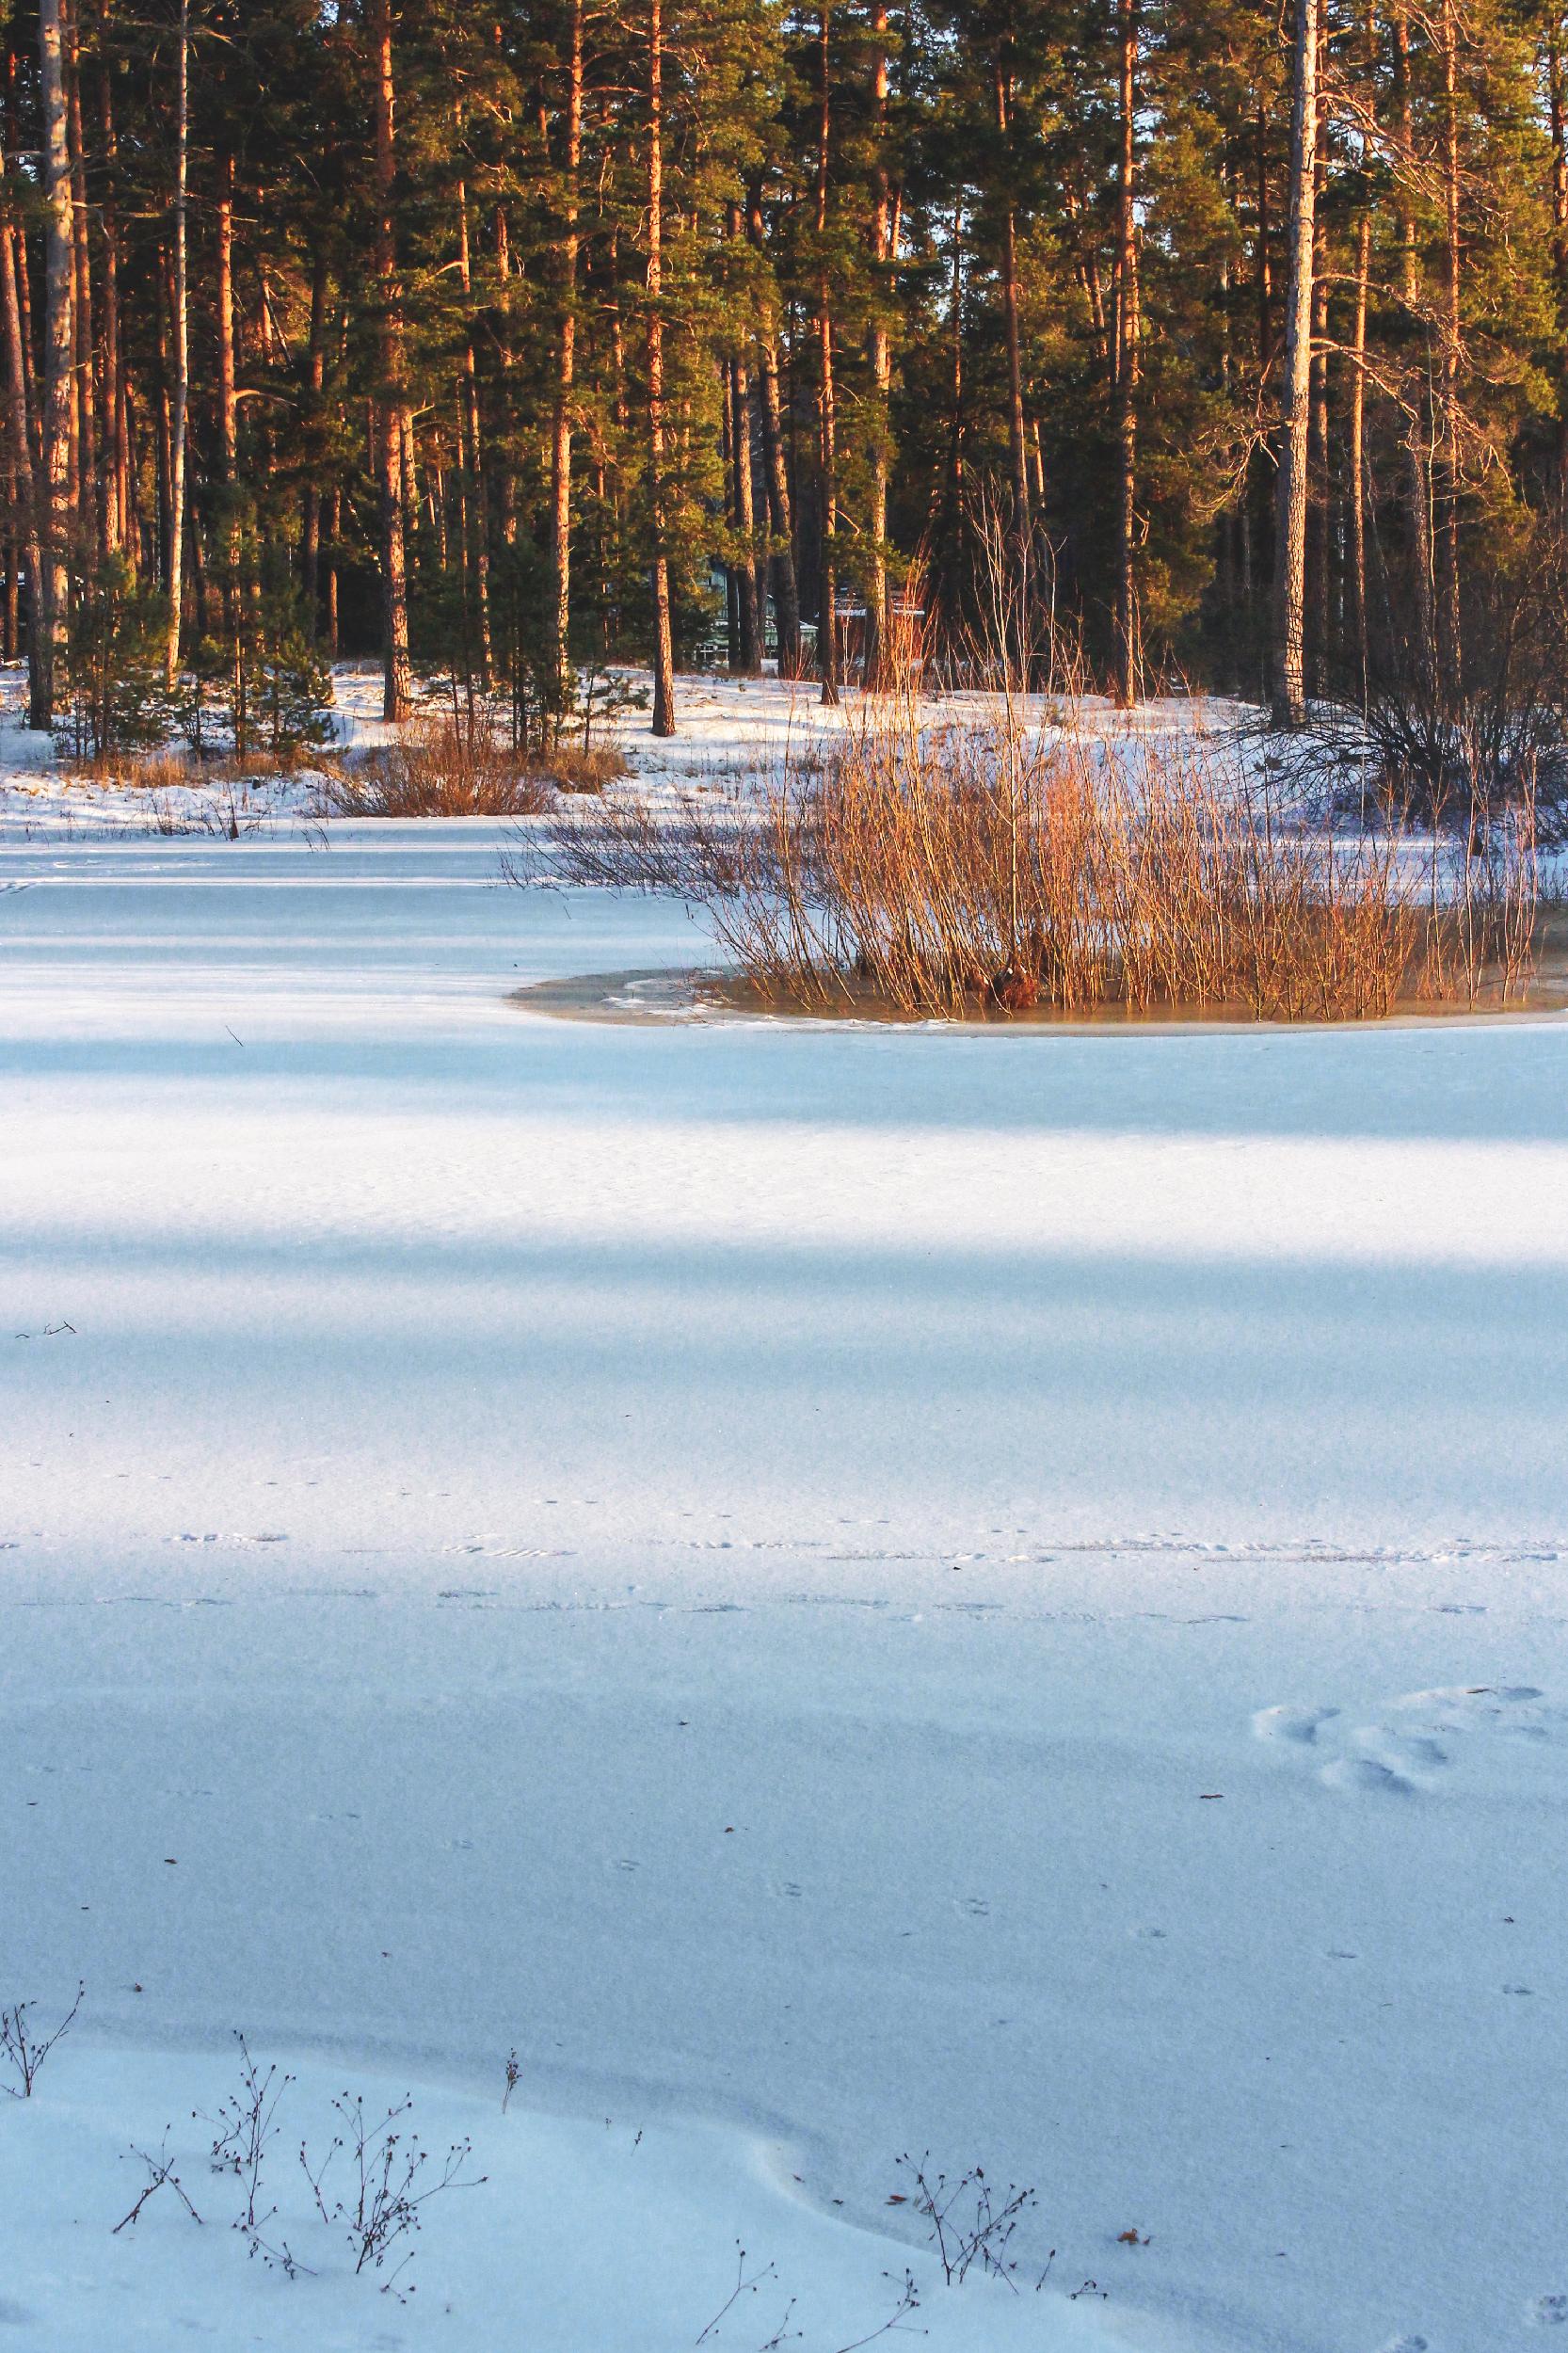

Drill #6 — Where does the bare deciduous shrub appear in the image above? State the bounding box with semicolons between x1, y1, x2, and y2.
757;2303;801;2350
1291;512;1568;840
696;2244;781;2344
113;2137;203;2233
529;699;1544;1022
201;2031;308;2273
832;2270;922;2350
140;783;264;840
696;2245;920;2353
301;2091;486;2299
894;2153;1036;2290
0;1981;83;2098
317;719;555;818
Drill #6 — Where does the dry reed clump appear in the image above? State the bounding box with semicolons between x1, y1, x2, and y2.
537;697;1542;1021
538;743;628;795
315;720;556;817
61;745;332;791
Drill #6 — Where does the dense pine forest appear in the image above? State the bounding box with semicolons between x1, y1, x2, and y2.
2;0;1567;752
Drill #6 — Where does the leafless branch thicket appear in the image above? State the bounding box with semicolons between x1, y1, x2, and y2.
315;715;621;816
832;2269;923;2349
113;2137;204;2233
894;2154;1036;2291
0;1981;82;2098
696;2244;781;2344
695;2244;921;2353
200;2031;309;2275
301;2091;486;2299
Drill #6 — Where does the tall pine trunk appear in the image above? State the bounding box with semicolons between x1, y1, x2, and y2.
549;0;584;723
65;3;94;560
216;150;240;683
1544;26;1553;496
647;0;676;736
1270;0;1320;728
863;0;893;686
1438;0;1463;689
98;45;129;566
37;0;74;726
455;172;492;691
995;62;1032;646
746;191;801;675
165;0;188;688
372;0;410;723
816;2;840;705
1392;4;1435;691
300;241;329;631
1349;209;1370;707
729;350;760;673
941;204;965;633
0;143;42;716
1113;0;1140;707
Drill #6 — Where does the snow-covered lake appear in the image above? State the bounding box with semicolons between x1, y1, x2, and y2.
3;717;1567;2350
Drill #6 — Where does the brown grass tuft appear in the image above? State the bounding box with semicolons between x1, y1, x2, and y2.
61;745;331;791
314;720;555;818
536;744;628;795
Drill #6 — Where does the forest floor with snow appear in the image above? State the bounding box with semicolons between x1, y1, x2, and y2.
2;662;1566;2353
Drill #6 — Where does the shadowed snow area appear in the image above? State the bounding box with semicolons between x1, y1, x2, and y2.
3;783;1567;2352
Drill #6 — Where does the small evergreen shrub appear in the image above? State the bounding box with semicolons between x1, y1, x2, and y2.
54;562;177;761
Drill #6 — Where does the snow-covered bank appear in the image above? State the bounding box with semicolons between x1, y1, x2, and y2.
3;2042;1146;2353
0;658;1236;837
4;798;1567;2353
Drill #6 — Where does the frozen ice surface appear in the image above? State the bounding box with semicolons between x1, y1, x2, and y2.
2;672;1566;2351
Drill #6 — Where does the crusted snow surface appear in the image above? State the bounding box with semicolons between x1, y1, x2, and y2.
2;682;1566;2353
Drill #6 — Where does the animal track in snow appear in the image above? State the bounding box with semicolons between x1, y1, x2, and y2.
1528;2293;1568;2325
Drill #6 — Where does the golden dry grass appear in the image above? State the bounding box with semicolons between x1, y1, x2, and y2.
60;745;332;791
314;720;555;818
542;695;1541;1022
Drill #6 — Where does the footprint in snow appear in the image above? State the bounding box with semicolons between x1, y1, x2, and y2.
1259;1681;1559;1797
1528;2294;1568;2326
1393;1685;1557;1745
1330;1728;1448;1791
1252;1705;1339;1746
957;1897;990;1919
1320;1755;1418;1796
